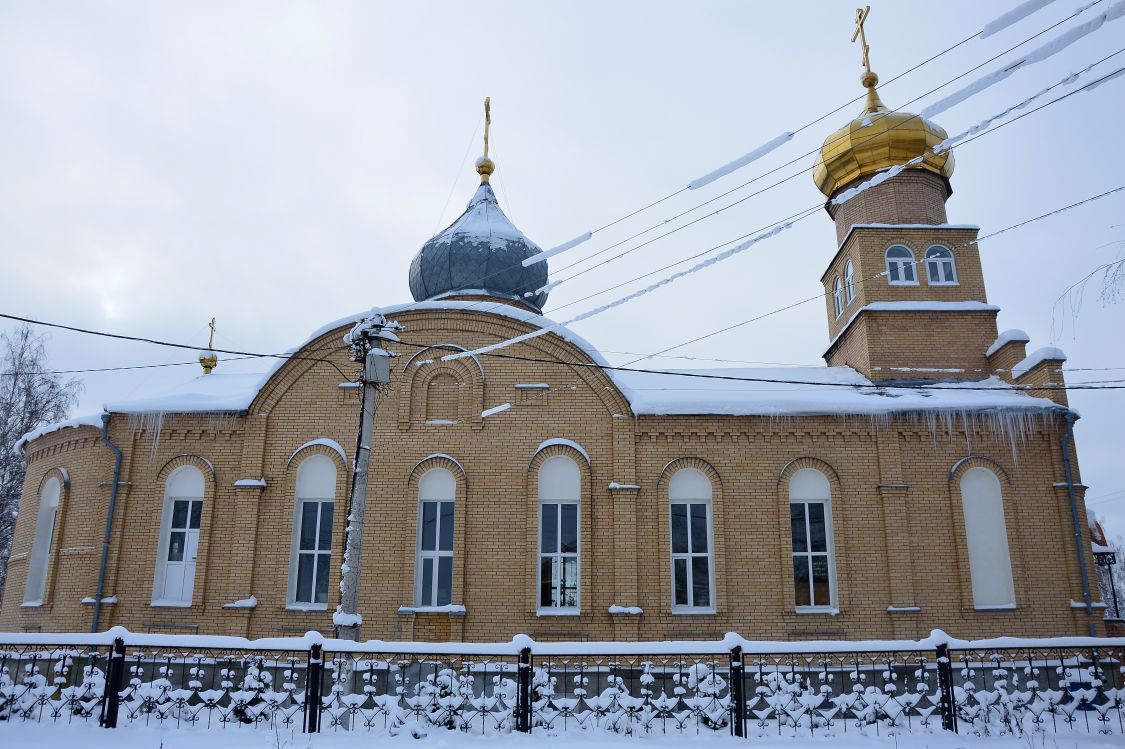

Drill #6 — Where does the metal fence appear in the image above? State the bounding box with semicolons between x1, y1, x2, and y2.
1;631;1123;738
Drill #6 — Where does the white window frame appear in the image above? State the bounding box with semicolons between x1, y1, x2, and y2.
832;276;844;318
844;259;856;302
537;456;581;615
287;454;337;609
152;465;204;607
885;245;918;285
415;468;456;608
788;468;837;612
23;476;61;606
669;468;716;614
925;245;958;285
960;467;1016;609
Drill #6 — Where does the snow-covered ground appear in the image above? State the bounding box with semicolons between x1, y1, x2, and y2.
4;724;1125;749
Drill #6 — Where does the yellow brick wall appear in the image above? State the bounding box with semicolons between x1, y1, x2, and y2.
0;307;1101;641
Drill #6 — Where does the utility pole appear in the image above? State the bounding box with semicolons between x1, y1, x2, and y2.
334;313;400;641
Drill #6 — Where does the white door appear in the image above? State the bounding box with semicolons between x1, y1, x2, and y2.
161;498;201;602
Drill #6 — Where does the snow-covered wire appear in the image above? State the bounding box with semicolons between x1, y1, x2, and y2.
922;0;1124;119
442;212;816;362
443;59;1125;365
686;131;795;190
521;232;593;267
981;0;1063;39
414;4;1109;335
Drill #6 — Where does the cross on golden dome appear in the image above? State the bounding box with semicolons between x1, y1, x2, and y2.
852;6;873;79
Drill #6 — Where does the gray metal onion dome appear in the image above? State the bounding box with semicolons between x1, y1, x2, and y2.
409;100;549;311
408;178;549;311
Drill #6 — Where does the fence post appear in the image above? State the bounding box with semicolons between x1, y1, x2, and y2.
516;646;532;733
304;643;323;733
935;643;958;733
99;637;126;728
729;645;746;738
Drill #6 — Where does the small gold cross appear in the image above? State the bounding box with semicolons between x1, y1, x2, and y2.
207;317;216;350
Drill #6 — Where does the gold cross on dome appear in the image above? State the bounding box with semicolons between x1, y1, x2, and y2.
483;97;491;158
852;6;873;76
207;317;216;349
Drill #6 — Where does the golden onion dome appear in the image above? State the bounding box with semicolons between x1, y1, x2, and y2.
812;71;954;198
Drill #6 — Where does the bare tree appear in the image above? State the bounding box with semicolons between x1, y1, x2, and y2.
1051;244;1124;340
0;324;82;600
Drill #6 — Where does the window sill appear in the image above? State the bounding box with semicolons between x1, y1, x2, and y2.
888;281;920;286
795;606;839;616
285;603;328;612
974;603;1017;611
537;608;581;617
425;420;458;426
398;605;466;616
150;600;192;608
671;607;716;616
928;281;959;286
21;600;43;608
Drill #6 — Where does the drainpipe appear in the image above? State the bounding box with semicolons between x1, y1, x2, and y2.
1061;410;1096;636
93;412;122;633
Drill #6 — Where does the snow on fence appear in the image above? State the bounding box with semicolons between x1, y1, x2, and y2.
1;629;1124;738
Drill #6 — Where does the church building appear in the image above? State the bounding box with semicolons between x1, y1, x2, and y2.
0;63;1104;642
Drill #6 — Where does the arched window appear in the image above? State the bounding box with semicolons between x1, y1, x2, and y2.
24;476;61;605
669;468;714;611
885;245;917;285
844;259;856;302
538;456;580;612
289;455;336;607
789;468;836;610
153;465;204;606
960;467;1015;608
416;468;456;607
832;276;844;318
925;245;958;285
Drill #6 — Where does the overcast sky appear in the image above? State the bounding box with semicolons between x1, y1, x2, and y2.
2;2;1123;528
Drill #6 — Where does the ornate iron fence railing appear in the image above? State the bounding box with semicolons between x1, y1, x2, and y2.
1;629;1123;738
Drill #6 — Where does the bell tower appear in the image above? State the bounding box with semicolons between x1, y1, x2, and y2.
813;9;998;382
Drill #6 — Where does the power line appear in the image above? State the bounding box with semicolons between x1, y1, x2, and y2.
0;345;346;378
445;62;1125;366
394;340;1125;393
431;3;1109;323
0;313;355;381
418;181;1125;414
975;185;1125;242
453;44;1125;340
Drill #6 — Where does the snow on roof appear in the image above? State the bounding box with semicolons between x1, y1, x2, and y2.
14;413;104;452
428;183;539;252
104;372;266;415
613;367;1060;417
986;329;1031;358
22;300;1066;449
1012;346;1067;379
